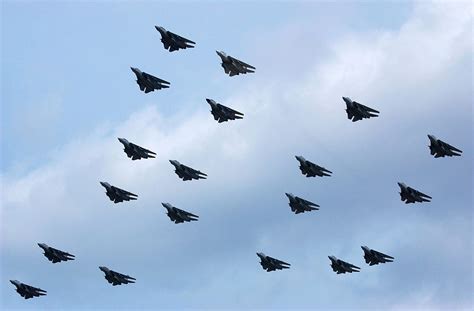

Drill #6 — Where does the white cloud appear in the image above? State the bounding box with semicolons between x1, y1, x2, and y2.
1;2;472;309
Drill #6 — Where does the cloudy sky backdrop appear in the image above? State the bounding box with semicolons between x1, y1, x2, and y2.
1;1;472;310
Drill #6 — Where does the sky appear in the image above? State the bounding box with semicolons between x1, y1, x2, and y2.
1;1;472;310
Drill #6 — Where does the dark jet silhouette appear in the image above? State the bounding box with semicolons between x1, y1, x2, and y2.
428;135;462;158
206;98;244;123
398;182;431;204
99;266;136;286
155;26;195;52
38;243;75;263
216;51;255;76
169;160;207;181
118;138;156;160
131;67;170;93
162;202;199;224
342;97;379;122
295;156;332;177
361;246;394;266
257;253;291;272
329;256;361;274
100;182;138;203
10;280;46;299
285;193;319;214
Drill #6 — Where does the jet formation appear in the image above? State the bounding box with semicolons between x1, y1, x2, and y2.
207;98;244;123
10;280;47;299
99;267;136;286
329;256;361;274
11;21;467;301
428;135;462;158
285;193;319;214
295;156;332;177
170;160;207;181
257;253;291;272
361;246;394;266
38;243;75;263
131;67;170;93
118;138;156;160
398;182;432;204
155;26;195;52
342;97;380;122
100;182;138;203
216;51;255;76
162;203;199;223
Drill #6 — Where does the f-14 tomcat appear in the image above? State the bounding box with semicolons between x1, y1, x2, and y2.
118;138;156;160
295;156;332;177
162;203;199;224
100;182;138;203
10;280;47;299
38;243;75;263
216;51;255;76
328;256;360;274
285;193;319;214
398;182;431;204
257;253;291;272
155;26;195;52
131;67;170;93
206;98;244;123
342;97;379;122
428;135;462;158
99;266;136;286
361;246;394;266
169;160;207;181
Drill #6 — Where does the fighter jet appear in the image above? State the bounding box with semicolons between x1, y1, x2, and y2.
130;67;170;93
257;253;291;272
216;51;255;76
118;138;156;160
99;266;136;286
398;182;432;204
342;97;379;122
155;26;195;52
38;243;75;263
295;156;332;177
361;246;394;266
10;280;47;299
285;193;319;214
328;256;361;274
162;203;199;224
169;160;207;181
100;182;138;203
206;98;244;123
428;135;462;158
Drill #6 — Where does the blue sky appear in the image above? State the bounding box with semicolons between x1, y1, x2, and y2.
1;1;472;310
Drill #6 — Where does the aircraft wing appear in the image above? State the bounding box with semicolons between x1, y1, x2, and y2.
131;143;156;156
373;250;394;259
270;257;290;267
52;248;74;261
24;284;46;296
143;72;170;85
169;31;196;44
229;56;255;70
298;197;319;207
355;102;379;114
413;189;431;199
442;141;462;153
181;209;199;219
219;104;243;116
115;187;138;198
